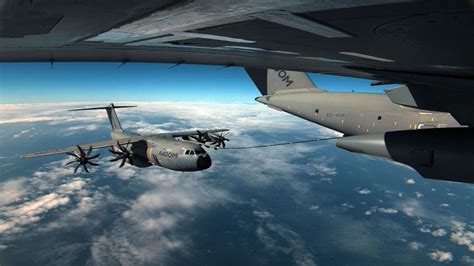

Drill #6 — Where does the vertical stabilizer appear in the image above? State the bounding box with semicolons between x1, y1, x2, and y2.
106;104;124;132
245;68;325;95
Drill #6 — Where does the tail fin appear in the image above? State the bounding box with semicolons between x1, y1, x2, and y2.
69;103;136;132
245;68;324;95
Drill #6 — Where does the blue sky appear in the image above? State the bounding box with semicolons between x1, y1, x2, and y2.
0;63;395;103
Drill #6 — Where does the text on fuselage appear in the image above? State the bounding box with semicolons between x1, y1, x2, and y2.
326;112;345;118
276;70;294;87
158;149;178;159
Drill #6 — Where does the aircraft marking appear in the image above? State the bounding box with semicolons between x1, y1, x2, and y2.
276;70;294;87
158;149;178;159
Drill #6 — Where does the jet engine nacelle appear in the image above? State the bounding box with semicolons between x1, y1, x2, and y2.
336;128;474;183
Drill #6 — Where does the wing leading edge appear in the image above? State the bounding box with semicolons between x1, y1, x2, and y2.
151;129;229;138
20;138;141;159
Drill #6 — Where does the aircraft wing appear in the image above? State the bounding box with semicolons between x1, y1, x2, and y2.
152;129;229;138
20;138;140;159
1;0;474;125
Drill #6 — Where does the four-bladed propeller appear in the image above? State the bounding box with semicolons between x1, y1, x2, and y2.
109;140;133;167
66;146;100;173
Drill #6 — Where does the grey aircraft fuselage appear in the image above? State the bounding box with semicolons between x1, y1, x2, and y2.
256;91;460;136
110;131;211;172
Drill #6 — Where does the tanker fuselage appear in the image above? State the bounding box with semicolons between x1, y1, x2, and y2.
256;91;460;136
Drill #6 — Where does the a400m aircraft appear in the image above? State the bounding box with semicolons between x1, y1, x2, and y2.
246;69;473;184
20;104;229;173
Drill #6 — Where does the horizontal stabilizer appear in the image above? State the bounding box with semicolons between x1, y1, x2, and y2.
69;105;136;111
69;103;135;132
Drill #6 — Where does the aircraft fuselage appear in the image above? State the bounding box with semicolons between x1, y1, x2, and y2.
111;131;212;171
256;91;460;136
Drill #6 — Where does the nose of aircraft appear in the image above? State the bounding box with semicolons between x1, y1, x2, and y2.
197;155;212;170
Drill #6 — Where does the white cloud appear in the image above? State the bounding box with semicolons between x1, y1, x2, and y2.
253;210;273;219
461;256;474;265
0;192;70;234
449;221;474;252
103;159;137;180
312;163;337;176
415;192;424;199
253;209;316;266
57;178;87;194
0;178;27;206
65;124;99;132
398;198;425;218
358;188;371;195
90;167;232;265
0;159;93;235
427;250;453;263
13;129;30;138
405;178;416;184
341;203;354;209
408;241;424;251
432;228;447;237
377;208;398;214
420;227;431;233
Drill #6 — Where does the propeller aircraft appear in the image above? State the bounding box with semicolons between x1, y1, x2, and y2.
20;104;230;173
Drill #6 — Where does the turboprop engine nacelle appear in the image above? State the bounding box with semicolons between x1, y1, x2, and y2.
336;128;474;184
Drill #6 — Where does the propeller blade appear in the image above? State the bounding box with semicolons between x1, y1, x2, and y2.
119;158;127;168
87;146;93;156
66;160;77;165
117;141;126;152
83;164;89;173
74;164;80;173
110;156;123;162
77;145;85;157
66;152;79;158
191;136;205;143
110;141;132;167
109;149;122;155
88;161;99;166
88;153;100;160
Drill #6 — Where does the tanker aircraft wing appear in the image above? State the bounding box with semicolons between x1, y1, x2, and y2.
1;0;474;125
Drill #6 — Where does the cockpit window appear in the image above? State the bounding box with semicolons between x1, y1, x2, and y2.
195;150;202;155
190;150;195;155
